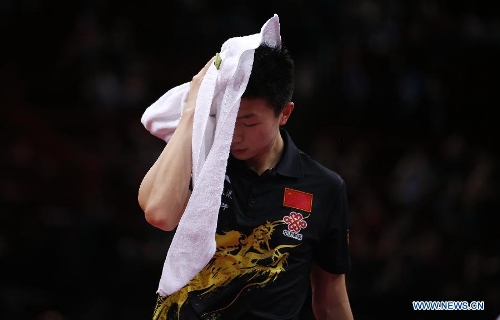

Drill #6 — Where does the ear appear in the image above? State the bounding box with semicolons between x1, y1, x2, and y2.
279;102;294;126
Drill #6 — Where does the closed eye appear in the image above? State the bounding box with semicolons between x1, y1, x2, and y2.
243;123;258;127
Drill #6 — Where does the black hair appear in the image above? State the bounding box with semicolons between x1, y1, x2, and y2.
242;43;295;116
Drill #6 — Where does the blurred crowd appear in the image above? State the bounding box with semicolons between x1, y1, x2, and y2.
1;0;499;319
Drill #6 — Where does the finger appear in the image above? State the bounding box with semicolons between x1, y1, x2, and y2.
191;56;216;87
197;56;216;77
185;57;214;105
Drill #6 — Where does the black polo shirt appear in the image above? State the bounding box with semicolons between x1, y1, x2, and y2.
157;129;351;320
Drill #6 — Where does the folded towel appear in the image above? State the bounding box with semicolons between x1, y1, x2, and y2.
141;14;282;297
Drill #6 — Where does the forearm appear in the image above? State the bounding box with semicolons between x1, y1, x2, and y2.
312;299;353;320
311;264;354;320
138;109;194;231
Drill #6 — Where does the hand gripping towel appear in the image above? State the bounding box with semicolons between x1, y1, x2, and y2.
141;14;282;297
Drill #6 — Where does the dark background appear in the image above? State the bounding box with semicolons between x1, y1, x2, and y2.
1;0;499;319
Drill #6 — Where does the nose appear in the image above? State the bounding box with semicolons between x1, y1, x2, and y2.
232;123;243;144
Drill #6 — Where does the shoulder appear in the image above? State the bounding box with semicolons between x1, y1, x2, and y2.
298;149;345;191
279;129;345;194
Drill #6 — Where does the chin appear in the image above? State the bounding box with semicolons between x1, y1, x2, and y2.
230;149;250;160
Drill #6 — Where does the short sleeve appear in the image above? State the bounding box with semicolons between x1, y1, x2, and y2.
313;181;351;274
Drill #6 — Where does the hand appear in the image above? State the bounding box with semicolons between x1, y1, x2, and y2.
183;56;216;114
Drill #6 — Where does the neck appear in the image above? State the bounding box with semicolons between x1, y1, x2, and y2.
246;132;284;176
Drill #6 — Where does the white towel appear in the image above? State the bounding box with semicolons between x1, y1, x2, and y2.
141;14;282;297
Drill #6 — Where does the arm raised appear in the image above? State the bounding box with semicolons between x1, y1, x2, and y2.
138;57;214;231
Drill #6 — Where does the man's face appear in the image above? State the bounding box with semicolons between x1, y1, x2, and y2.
230;98;292;163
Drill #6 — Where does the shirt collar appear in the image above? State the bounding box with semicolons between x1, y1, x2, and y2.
227;128;304;179
275;128;304;178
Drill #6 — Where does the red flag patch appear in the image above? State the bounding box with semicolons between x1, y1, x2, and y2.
283;188;313;212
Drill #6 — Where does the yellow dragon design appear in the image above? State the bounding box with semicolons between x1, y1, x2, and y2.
153;219;300;319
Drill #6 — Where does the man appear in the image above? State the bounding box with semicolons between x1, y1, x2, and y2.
138;44;353;320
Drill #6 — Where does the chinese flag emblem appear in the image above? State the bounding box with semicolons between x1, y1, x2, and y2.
283;188;313;212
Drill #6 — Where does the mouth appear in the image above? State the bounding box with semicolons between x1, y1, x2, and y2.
230;148;246;153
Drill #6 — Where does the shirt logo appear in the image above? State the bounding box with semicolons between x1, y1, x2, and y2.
283;212;307;232
283;188;313;212
283;212;307;241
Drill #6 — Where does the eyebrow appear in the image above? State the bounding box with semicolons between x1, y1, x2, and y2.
236;113;258;120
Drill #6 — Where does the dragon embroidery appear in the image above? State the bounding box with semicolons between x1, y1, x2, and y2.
153;220;299;319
